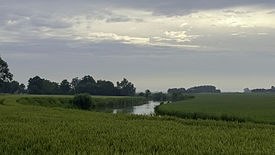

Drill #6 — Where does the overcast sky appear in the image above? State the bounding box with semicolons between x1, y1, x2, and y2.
1;0;275;92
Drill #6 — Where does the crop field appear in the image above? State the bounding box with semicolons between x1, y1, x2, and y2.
0;95;275;154
156;93;275;124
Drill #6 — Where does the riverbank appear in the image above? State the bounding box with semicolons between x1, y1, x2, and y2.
15;95;147;109
0;95;274;154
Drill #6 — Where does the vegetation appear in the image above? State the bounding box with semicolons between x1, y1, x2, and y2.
16;95;147;109
139;90;194;102
27;76;136;96
0;57;25;94
168;85;221;94
73;94;93;110
156;93;275;124
250;86;275;93
0;95;275;154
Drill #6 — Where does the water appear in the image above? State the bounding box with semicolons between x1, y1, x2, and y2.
96;101;161;115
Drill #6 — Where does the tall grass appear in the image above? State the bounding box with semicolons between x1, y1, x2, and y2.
16;95;147;109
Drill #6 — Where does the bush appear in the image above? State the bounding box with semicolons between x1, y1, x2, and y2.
73;94;93;110
0;99;5;105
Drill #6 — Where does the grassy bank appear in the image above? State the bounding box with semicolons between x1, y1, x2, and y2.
0;95;274;154
155;93;275;124
15;95;147;109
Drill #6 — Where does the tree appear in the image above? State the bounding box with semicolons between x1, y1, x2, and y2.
96;80;116;96
0;81;21;94
116;78;136;96
27;76;60;94
60;79;71;94
19;84;26;94
27;76;44;94
145;89;151;99
75;75;96;94
71;77;80;94
0;57;13;83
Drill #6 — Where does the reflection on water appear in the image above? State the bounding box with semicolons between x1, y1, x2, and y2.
113;101;161;115
95;101;161;115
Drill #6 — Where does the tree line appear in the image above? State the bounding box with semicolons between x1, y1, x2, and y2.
28;76;136;96
244;86;275;93
0;57;136;96
0;57;26;94
167;85;221;94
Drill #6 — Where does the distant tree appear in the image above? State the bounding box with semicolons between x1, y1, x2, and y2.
145;89;151;99
186;85;220;94
19;84;26;94
168;88;186;94
96;80;116;96
0;81;24;94
27;76;44;94
28;76;60;94
60;79;71;94
0;57;13;83
116;78;136;96
151;92;167;101
243;88;251;93
75;75;96;94
138;92;145;97
71;77;80;94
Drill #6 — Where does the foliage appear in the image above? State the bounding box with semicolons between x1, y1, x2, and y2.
0;95;274;154
167;85;221;94
250;86;275;93
96;80;116;96
145;89;151;99
73;94;93;110
167;88;186;94
116;78;136;96
150;92;167;101
0;57;25;94
75;76;96;94
27;75;136;96
156;93;275;124
59;79;71;95
16;95;147;109
0;57;13;83
28;76;60;94
0;81;25;94
0;99;4;105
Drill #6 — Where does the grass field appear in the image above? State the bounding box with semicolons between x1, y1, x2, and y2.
156;93;275;124
0;94;275;154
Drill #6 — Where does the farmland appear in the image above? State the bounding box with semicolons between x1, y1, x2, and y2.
156;93;275;124
0;95;275;154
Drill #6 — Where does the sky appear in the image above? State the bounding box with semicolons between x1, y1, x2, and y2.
1;0;275;92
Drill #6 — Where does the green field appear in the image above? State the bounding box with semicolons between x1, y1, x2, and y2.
156;93;275;124
0;95;275;154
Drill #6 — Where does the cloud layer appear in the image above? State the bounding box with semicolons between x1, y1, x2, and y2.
1;0;275;91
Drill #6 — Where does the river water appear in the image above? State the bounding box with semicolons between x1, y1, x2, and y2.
96;101;161;115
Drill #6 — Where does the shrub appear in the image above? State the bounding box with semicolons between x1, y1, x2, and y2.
73;94;93;110
0;99;5;105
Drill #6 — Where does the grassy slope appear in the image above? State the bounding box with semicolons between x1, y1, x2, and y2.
15;95;146;109
156;93;275;123
0;95;275;154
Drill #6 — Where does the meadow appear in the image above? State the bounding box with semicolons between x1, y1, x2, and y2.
0;94;275;154
156;93;275;124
